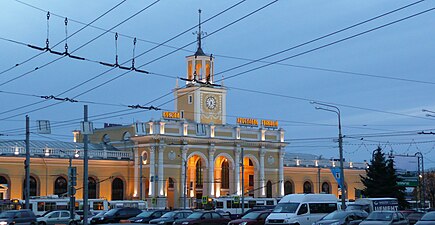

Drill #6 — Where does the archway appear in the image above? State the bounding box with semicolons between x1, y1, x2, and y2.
303;181;313;194
23;176;39;199
284;180;293;195
214;154;234;197
112;178;124;200
166;177;175;209
243;154;259;197
54;176;67;196
186;154;207;206
266;180;273;198
0;175;9;200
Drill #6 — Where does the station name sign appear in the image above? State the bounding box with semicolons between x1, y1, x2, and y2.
261;120;278;128
163;111;180;119
237;117;279;128
237;117;258;126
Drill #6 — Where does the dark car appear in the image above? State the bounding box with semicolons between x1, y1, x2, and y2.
313;210;368;225
0;209;37;225
128;210;168;223
173;211;230;225
89;211;108;224
228;210;271;225
149;210;192;225
415;212;435;225
360;211;409;225
91;207;142;224
405;212;425;225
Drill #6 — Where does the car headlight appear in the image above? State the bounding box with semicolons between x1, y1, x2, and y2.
330;222;339;225
135;219;143;222
0;221;8;225
182;222;190;225
99;217;104;220
240;222;248;225
158;221;166;224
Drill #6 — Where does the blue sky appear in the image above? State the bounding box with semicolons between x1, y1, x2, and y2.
0;0;434;168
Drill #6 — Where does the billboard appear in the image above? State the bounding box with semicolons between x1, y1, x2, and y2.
394;155;419;187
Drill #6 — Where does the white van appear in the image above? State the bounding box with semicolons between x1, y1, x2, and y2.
265;194;338;225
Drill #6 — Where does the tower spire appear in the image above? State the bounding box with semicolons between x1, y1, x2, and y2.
195;9;205;56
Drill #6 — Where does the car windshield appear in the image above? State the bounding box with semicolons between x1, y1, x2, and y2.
421;212;435;221
94;211;106;217
0;211;15;218
187;212;203;219
104;209;119;216
161;212;175;218
137;211;153;217
241;212;262;219
366;212;393;221
272;203;299;213
322;211;347;220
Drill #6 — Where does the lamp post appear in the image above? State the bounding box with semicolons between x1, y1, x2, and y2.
56;148;79;221
415;152;425;209
311;101;346;210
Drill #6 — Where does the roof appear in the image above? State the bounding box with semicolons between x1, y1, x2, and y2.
0;139;117;151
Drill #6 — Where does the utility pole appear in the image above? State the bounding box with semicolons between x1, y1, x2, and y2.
241;147;245;214
416;152;425;209
183;158;187;209
83;105;89;225
25;115;30;209
68;157;77;221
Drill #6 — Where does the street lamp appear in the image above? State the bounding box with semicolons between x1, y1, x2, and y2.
311;101;346;210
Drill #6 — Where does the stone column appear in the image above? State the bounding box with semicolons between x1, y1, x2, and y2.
148;145;156;197
279;147;285;197
158;144;165;197
260;146;266;197
234;145;241;195
208;144;216;196
133;148;139;198
180;145;188;208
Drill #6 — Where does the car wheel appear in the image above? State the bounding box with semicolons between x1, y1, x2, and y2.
38;222;47;225
69;221;78;225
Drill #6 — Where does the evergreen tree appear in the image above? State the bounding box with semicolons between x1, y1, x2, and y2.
360;146;408;209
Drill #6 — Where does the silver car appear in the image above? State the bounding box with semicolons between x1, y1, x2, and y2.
360;211;409;225
37;210;80;225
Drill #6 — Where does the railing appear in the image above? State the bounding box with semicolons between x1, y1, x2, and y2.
285;158;366;169
0;146;133;160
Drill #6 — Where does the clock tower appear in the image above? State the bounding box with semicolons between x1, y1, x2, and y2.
175;10;226;125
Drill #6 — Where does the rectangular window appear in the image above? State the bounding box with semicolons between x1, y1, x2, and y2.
180;110;184;118
249;175;254;187
188;95;193;104
308;203;337;213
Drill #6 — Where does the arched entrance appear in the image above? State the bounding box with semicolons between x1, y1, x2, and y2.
186;154;207;207
89;177;98;199
112;178;124;200
166;177;175;209
266;180;273;198
0;175;9;200
303;181;313;194
54;176;67;196
214;154;234;197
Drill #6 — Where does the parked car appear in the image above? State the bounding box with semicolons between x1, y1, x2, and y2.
173;211;231;225
228;210;271;225
37;210;80;225
360;211;409;225
415;211;435;225
313;210;368;225
129;210;168;223
88;211;107;225
149;210;192;225
92;207;142;224
0;209;37;225
405;212;425;225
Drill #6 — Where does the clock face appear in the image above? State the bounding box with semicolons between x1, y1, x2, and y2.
206;96;217;110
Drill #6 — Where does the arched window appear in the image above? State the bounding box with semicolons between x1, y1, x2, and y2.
23;177;37;200
303;181;312;194
89;177;98;199
266;181;273;198
195;160;203;188
322;182;330;194
168;178;174;189
112;178;124;200
54;176;67;196
284;181;293;195
221;160;229;189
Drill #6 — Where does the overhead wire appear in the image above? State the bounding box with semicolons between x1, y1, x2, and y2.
0;0;128;77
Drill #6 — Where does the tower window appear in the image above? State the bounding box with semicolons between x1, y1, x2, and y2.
188;95;193;104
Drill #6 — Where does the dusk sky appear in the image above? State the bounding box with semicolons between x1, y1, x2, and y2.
1;1;434;168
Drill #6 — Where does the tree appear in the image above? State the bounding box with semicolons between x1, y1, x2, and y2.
425;170;435;208
360;146;408;209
